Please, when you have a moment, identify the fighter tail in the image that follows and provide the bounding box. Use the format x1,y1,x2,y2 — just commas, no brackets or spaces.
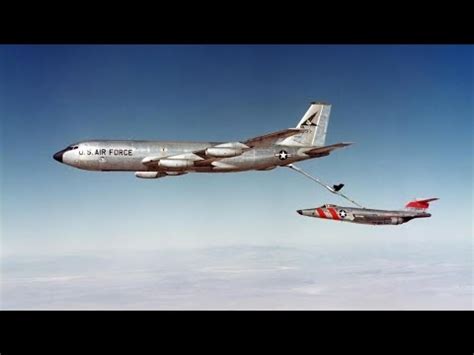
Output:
280,102,332,147
405,198,439,211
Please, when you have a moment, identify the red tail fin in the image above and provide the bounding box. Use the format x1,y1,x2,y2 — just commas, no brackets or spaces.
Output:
405,198,439,210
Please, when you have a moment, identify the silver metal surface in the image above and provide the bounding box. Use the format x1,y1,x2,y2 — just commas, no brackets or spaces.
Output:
297,203,434,225
53,102,353,179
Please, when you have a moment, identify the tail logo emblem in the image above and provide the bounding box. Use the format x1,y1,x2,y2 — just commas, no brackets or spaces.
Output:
303,111,318,126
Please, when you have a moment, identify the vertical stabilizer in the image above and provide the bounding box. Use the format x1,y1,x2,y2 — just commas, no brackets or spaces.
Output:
280,102,332,147
405,198,439,211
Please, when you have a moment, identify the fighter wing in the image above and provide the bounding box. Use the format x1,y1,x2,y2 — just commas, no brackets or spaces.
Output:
243,128,307,148
303,142,353,157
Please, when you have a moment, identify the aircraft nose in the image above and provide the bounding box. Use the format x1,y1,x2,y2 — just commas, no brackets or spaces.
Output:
297,210,303,215
53,150,64,163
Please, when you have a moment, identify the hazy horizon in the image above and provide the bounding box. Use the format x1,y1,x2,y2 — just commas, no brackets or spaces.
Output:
3,242,471,310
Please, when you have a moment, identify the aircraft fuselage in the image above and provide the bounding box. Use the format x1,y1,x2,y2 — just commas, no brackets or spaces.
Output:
53,140,316,173
297,205,431,225
53,102,352,178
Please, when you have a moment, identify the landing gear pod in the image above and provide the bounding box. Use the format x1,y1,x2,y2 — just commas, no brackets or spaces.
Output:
390,217,405,225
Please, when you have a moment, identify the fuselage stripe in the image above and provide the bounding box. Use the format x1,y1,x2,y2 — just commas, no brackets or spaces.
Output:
327,208,340,220
316,208,327,218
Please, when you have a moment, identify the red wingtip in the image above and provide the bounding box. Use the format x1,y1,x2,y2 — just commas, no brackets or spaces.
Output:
405,198,439,210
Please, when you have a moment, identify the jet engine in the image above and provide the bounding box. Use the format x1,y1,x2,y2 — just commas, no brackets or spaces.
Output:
135,172,166,179
205,147,243,157
135,171,187,179
158,159,194,169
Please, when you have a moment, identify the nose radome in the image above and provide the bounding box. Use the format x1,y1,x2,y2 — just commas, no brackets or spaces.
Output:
53,150,64,163
297,210,303,215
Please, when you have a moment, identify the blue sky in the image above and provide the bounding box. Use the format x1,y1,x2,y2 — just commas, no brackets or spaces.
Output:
1,45,472,256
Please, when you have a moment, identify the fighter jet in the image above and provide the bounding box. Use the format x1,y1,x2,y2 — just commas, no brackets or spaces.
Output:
53,102,352,179
296,198,439,225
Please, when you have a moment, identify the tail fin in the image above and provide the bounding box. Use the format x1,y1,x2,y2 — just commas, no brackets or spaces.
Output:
280,102,332,147
405,198,439,211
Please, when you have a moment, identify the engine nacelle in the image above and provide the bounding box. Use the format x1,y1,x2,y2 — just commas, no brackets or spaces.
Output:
158,159,194,169
165,172,187,176
205,147,243,158
135,171,166,179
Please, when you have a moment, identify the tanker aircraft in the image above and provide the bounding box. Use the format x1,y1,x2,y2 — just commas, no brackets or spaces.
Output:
53,102,352,179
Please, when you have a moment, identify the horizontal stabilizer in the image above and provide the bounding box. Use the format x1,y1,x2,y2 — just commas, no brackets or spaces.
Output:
303,142,353,156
